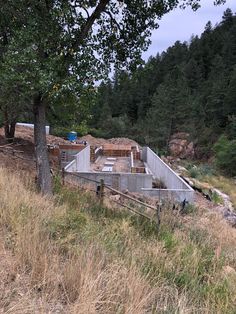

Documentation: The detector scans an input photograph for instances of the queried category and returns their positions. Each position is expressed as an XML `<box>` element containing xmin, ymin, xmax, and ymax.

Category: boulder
<box><xmin>169</xmin><ymin>132</ymin><xmax>194</xmax><ymax>158</ymax></box>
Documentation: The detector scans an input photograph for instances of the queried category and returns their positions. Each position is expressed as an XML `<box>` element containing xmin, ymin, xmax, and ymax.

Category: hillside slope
<box><xmin>0</xmin><ymin>126</ymin><xmax>68</xmax><ymax>174</ymax></box>
<box><xmin>0</xmin><ymin>168</ymin><xmax>236</xmax><ymax>313</ymax></box>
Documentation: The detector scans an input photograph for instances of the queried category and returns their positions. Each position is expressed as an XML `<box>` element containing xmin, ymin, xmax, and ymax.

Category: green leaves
<box><xmin>214</xmin><ymin>135</ymin><xmax>236</xmax><ymax>176</ymax></box>
<box><xmin>0</xmin><ymin>0</ymin><xmax>230</xmax><ymax>138</ymax></box>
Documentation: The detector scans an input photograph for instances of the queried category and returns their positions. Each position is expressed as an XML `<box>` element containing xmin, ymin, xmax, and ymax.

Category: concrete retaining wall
<box><xmin>143</xmin><ymin>147</ymin><xmax>193</xmax><ymax>190</ymax></box>
<box><xmin>65</xmin><ymin>145</ymin><xmax>90</xmax><ymax>172</ymax></box>
<box><xmin>60</xmin><ymin>144</ymin><xmax>87</xmax><ymax>169</ymax></box>
<box><xmin>141</xmin><ymin>188</ymin><xmax>194</xmax><ymax>203</ymax></box>
<box><xmin>75</xmin><ymin>145</ymin><xmax>90</xmax><ymax>172</ymax></box>
<box><xmin>64</xmin><ymin>159</ymin><xmax>77</xmax><ymax>172</ymax></box>
<box><xmin>141</xmin><ymin>147</ymin><xmax>194</xmax><ymax>203</ymax></box>
<box><xmin>65</xmin><ymin>171</ymin><xmax>152</xmax><ymax>193</ymax></box>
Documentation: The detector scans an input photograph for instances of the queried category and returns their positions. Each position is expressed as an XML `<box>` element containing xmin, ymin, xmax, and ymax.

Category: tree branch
<box><xmin>72</xmin><ymin>0</ymin><xmax>110</xmax><ymax>49</ymax></box>
<box><xmin>81</xmin><ymin>6</ymin><xmax>90</xmax><ymax>19</ymax></box>
<box><xmin>104</xmin><ymin>10</ymin><xmax>122</xmax><ymax>32</ymax></box>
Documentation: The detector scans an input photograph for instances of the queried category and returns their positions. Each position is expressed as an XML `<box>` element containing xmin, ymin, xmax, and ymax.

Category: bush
<box><xmin>214</xmin><ymin>135</ymin><xmax>236</xmax><ymax>176</ymax></box>
<box><xmin>187</xmin><ymin>163</ymin><xmax>214</xmax><ymax>179</ymax></box>
<box><xmin>100</xmin><ymin>115</ymin><xmax>130</xmax><ymax>138</ymax></box>
<box><xmin>51</xmin><ymin>121</ymin><xmax>90</xmax><ymax>138</ymax></box>
<box><xmin>188</xmin><ymin>165</ymin><xmax>200</xmax><ymax>178</ymax></box>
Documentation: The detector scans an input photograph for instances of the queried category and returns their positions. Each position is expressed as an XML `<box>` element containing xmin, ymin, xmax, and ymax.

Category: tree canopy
<box><xmin>91</xmin><ymin>8</ymin><xmax>236</xmax><ymax>162</ymax></box>
<box><xmin>0</xmin><ymin>0</ymin><xmax>229</xmax><ymax>192</ymax></box>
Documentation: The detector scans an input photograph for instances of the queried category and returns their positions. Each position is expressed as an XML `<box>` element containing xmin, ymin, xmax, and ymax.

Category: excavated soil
<box><xmin>0</xmin><ymin>126</ymin><xmax>68</xmax><ymax>174</ymax></box>
<box><xmin>0</xmin><ymin>126</ymin><xmax>68</xmax><ymax>145</ymax></box>
<box><xmin>80</xmin><ymin>134</ymin><xmax>139</xmax><ymax>147</ymax></box>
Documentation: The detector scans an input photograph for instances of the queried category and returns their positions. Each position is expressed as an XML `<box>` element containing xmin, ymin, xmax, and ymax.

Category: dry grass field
<box><xmin>0</xmin><ymin>168</ymin><xmax>236</xmax><ymax>313</ymax></box>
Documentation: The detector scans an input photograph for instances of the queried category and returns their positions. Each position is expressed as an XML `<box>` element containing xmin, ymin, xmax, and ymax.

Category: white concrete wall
<box><xmin>64</xmin><ymin>159</ymin><xmax>77</xmax><ymax>172</ymax></box>
<box><xmin>141</xmin><ymin>147</ymin><xmax>194</xmax><ymax>203</ymax></box>
<box><xmin>143</xmin><ymin>147</ymin><xmax>193</xmax><ymax>190</ymax></box>
<box><xmin>75</xmin><ymin>145</ymin><xmax>90</xmax><ymax>172</ymax></box>
<box><xmin>65</xmin><ymin>172</ymin><xmax>153</xmax><ymax>193</ymax></box>
<box><xmin>141</xmin><ymin>188</ymin><xmax>194</xmax><ymax>203</ymax></box>
<box><xmin>65</xmin><ymin>145</ymin><xmax>90</xmax><ymax>172</ymax></box>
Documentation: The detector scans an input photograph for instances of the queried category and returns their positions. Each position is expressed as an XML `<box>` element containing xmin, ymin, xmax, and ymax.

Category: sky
<box><xmin>142</xmin><ymin>0</ymin><xmax>236</xmax><ymax>61</ymax></box>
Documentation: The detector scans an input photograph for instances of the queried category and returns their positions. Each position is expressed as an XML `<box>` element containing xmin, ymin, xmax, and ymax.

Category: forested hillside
<box><xmin>90</xmin><ymin>9</ymin><xmax>236</xmax><ymax>162</ymax></box>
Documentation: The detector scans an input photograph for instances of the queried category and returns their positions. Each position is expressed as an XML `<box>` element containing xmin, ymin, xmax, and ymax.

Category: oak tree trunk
<box><xmin>33</xmin><ymin>95</ymin><xmax>52</xmax><ymax>195</ymax></box>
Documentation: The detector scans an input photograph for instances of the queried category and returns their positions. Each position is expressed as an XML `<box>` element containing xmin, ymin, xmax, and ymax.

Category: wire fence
<box><xmin>62</xmin><ymin>170</ymin><xmax>161</xmax><ymax>228</ymax></box>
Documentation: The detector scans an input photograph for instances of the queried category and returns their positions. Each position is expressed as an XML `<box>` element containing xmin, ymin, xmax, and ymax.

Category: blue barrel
<box><xmin>67</xmin><ymin>131</ymin><xmax>77</xmax><ymax>142</ymax></box>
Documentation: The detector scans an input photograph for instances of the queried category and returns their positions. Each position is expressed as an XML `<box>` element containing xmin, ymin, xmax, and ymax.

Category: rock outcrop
<box><xmin>169</xmin><ymin>132</ymin><xmax>194</xmax><ymax>158</ymax></box>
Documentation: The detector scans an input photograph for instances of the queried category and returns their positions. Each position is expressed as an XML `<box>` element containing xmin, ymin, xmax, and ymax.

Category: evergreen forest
<box><xmin>88</xmin><ymin>8</ymin><xmax>236</xmax><ymax>166</ymax></box>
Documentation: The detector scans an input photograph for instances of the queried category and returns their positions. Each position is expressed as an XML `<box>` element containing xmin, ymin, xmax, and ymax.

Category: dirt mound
<box><xmin>0</xmin><ymin>126</ymin><xmax>68</xmax><ymax>145</ymax></box>
<box><xmin>107</xmin><ymin>137</ymin><xmax>139</xmax><ymax>147</ymax></box>
<box><xmin>18</xmin><ymin>126</ymin><xmax>68</xmax><ymax>144</ymax></box>
<box><xmin>80</xmin><ymin>134</ymin><xmax>139</xmax><ymax>147</ymax></box>
<box><xmin>0</xmin><ymin>126</ymin><xmax>68</xmax><ymax>174</ymax></box>
<box><xmin>80</xmin><ymin>134</ymin><xmax>106</xmax><ymax>146</ymax></box>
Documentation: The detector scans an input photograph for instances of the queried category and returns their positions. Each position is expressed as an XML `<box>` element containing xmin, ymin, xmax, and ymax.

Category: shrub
<box><xmin>187</xmin><ymin>163</ymin><xmax>215</xmax><ymax>179</ymax></box>
<box><xmin>189</xmin><ymin>165</ymin><xmax>200</xmax><ymax>178</ymax></box>
<box><xmin>214</xmin><ymin>135</ymin><xmax>236</xmax><ymax>176</ymax></box>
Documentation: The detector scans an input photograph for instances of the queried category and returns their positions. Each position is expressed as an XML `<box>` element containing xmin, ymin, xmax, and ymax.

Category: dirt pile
<box><xmin>79</xmin><ymin>134</ymin><xmax>106</xmax><ymax>146</ymax></box>
<box><xmin>0</xmin><ymin>126</ymin><xmax>69</xmax><ymax>145</ymax></box>
<box><xmin>0</xmin><ymin>126</ymin><xmax>69</xmax><ymax>174</ymax></box>
<box><xmin>80</xmin><ymin>134</ymin><xmax>139</xmax><ymax>147</ymax></box>
<box><xmin>108</xmin><ymin>137</ymin><xmax>139</xmax><ymax>146</ymax></box>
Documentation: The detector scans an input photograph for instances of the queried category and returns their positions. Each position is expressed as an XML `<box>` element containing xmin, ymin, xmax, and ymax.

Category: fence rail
<box><xmin>62</xmin><ymin>170</ymin><xmax>161</xmax><ymax>228</ymax></box>
<box><xmin>105</xmin><ymin>185</ymin><xmax>156</xmax><ymax>211</ymax></box>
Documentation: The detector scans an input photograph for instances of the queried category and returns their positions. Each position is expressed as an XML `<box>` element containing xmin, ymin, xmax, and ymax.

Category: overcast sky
<box><xmin>142</xmin><ymin>0</ymin><xmax>236</xmax><ymax>61</ymax></box>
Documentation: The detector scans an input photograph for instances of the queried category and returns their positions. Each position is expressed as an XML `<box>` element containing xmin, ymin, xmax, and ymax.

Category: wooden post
<box><xmin>99</xmin><ymin>179</ymin><xmax>104</xmax><ymax>205</ymax></box>
<box><xmin>62</xmin><ymin>167</ymin><xmax>65</xmax><ymax>185</ymax></box>
<box><xmin>156</xmin><ymin>201</ymin><xmax>161</xmax><ymax>231</ymax></box>
<box><xmin>156</xmin><ymin>189</ymin><xmax>161</xmax><ymax>230</ymax></box>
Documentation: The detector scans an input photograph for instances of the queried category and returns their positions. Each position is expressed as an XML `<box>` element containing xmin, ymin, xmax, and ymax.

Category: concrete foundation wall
<box><xmin>65</xmin><ymin>172</ymin><xmax>152</xmax><ymax>193</ymax></box>
<box><xmin>60</xmin><ymin>145</ymin><xmax>87</xmax><ymax>169</ymax></box>
<box><xmin>75</xmin><ymin>145</ymin><xmax>90</xmax><ymax>172</ymax></box>
<box><xmin>64</xmin><ymin>145</ymin><xmax>194</xmax><ymax>203</ymax></box>
<box><xmin>141</xmin><ymin>147</ymin><xmax>194</xmax><ymax>203</ymax></box>
<box><xmin>64</xmin><ymin>159</ymin><xmax>77</xmax><ymax>172</ymax></box>
<box><xmin>65</xmin><ymin>146</ymin><xmax>90</xmax><ymax>172</ymax></box>
<box><xmin>141</xmin><ymin>188</ymin><xmax>194</xmax><ymax>203</ymax></box>
<box><xmin>61</xmin><ymin>153</ymin><xmax>77</xmax><ymax>169</ymax></box>
<box><xmin>143</xmin><ymin>147</ymin><xmax>193</xmax><ymax>191</ymax></box>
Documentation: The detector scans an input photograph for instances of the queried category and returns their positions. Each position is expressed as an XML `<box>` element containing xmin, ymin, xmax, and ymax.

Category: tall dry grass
<box><xmin>0</xmin><ymin>167</ymin><xmax>236</xmax><ymax>313</ymax></box>
<box><xmin>203</xmin><ymin>175</ymin><xmax>236</xmax><ymax>208</ymax></box>
<box><xmin>0</xmin><ymin>168</ymin><xmax>182</xmax><ymax>313</ymax></box>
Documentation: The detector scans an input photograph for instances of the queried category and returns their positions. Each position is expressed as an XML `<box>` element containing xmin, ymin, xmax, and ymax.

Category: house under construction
<box><xmin>52</xmin><ymin>142</ymin><xmax>194</xmax><ymax>203</ymax></box>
